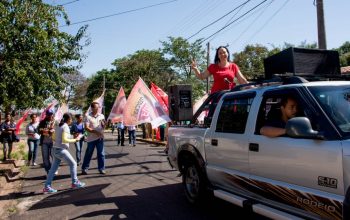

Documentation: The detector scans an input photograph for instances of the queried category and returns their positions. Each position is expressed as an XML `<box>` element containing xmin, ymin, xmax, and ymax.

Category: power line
<box><xmin>60</xmin><ymin>0</ymin><xmax>178</xmax><ymax>27</ymax></box>
<box><xmin>229</xmin><ymin>0</ymin><xmax>274</xmax><ymax>46</ymax></box>
<box><xmin>244</xmin><ymin>0</ymin><xmax>290</xmax><ymax>45</ymax></box>
<box><xmin>199</xmin><ymin>0</ymin><xmax>268</xmax><ymax>44</ymax></box>
<box><xmin>208</xmin><ymin>1</ymin><xmax>249</xmax><ymax>42</ymax></box>
<box><xmin>59</xmin><ymin>0</ymin><xmax>80</xmax><ymax>6</ymax></box>
<box><xmin>186</xmin><ymin>0</ymin><xmax>252</xmax><ymax>40</ymax></box>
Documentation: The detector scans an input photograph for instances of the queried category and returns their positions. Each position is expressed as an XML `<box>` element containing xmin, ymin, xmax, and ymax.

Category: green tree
<box><xmin>0</xmin><ymin>0</ymin><xmax>89</xmax><ymax>112</ymax></box>
<box><xmin>233</xmin><ymin>44</ymin><xmax>270</xmax><ymax>80</ymax></box>
<box><xmin>161</xmin><ymin>37</ymin><xmax>207</xmax><ymax>100</ymax></box>
<box><xmin>85</xmin><ymin>69</ymin><xmax>110</xmax><ymax>112</ymax></box>
<box><xmin>161</xmin><ymin>37</ymin><xmax>206</xmax><ymax>80</ymax></box>
<box><xmin>112</xmin><ymin>49</ymin><xmax>175</xmax><ymax>93</ymax></box>
<box><xmin>62</xmin><ymin>71</ymin><xmax>87</xmax><ymax>109</ymax></box>
<box><xmin>337</xmin><ymin>41</ymin><xmax>350</xmax><ymax>67</ymax></box>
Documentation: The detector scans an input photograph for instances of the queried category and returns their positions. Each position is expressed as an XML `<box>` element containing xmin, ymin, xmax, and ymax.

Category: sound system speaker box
<box><xmin>264</xmin><ymin>47</ymin><xmax>340</xmax><ymax>79</ymax></box>
<box><xmin>168</xmin><ymin>85</ymin><xmax>193</xmax><ymax>121</ymax></box>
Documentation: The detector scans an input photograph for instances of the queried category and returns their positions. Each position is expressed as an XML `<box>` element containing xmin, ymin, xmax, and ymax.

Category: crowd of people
<box><xmin>0</xmin><ymin>101</ymin><xmax>139</xmax><ymax>194</ymax></box>
<box><xmin>0</xmin><ymin>45</ymin><xmax>259</xmax><ymax>194</ymax></box>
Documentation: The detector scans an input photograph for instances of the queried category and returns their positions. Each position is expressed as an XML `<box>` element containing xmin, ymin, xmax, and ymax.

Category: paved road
<box><xmin>7</xmin><ymin>134</ymin><xmax>267</xmax><ymax>220</ymax></box>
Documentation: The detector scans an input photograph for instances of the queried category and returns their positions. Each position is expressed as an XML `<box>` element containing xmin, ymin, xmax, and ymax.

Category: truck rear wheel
<box><xmin>182</xmin><ymin>162</ymin><xmax>206</xmax><ymax>204</ymax></box>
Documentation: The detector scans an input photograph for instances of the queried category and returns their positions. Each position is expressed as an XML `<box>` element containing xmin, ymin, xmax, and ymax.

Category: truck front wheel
<box><xmin>182</xmin><ymin>162</ymin><xmax>206</xmax><ymax>204</ymax></box>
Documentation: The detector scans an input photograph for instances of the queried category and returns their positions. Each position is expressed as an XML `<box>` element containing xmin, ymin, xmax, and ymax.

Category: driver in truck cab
<box><xmin>260</xmin><ymin>96</ymin><xmax>299</xmax><ymax>137</ymax></box>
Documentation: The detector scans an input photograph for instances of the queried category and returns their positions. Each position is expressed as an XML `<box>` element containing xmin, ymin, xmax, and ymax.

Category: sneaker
<box><xmin>81</xmin><ymin>170</ymin><xmax>88</xmax><ymax>175</ymax></box>
<box><xmin>43</xmin><ymin>186</ymin><xmax>57</xmax><ymax>194</ymax></box>
<box><xmin>32</xmin><ymin>162</ymin><xmax>38</xmax><ymax>166</ymax></box>
<box><xmin>133</xmin><ymin>144</ymin><xmax>136</xmax><ymax>147</ymax></box>
<box><xmin>71</xmin><ymin>181</ymin><xmax>86</xmax><ymax>189</ymax></box>
<box><xmin>99</xmin><ymin>170</ymin><xmax>106</xmax><ymax>175</ymax></box>
<box><xmin>55</xmin><ymin>170</ymin><xmax>58</xmax><ymax>175</ymax></box>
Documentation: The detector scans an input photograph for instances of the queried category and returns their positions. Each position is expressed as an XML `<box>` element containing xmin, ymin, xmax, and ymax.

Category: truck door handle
<box><xmin>211</xmin><ymin>139</ymin><xmax>218</xmax><ymax>146</ymax></box>
<box><xmin>249</xmin><ymin>143</ymin><xmax>259</xmax><ymax>152</ymax></box>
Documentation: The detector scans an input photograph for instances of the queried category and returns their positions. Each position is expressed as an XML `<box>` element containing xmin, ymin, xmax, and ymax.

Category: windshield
<box><xmin>309</xmin><ymin>85</ymin><xmax>350</xmax><ymax>133</ymax></box>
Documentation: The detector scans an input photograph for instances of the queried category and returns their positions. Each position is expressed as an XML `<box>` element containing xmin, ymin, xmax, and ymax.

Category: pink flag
<box><xmin>40</xmin><ymin>101</ymin><xmax>57</xmax><ymax>121</ymax></box>
<box><xmin>193</xmin><ymin>94</ymin><xmax>208</xmax><ymax>124</ymax></box>
<box><xmin>150</xmin><ymin>82</ymin><xmax>168</xmax><ymax>114</ymax></box>
<box><xmin>85</xmin><ymin>90</ymin><xmax>105</xmax><ymax>116</ymax></box>
<box><xmin>15</xmin><ymin>109</ymin><xmax>31</xmax><ymax>135</ymax></box>
<box><xmin>123</xmin><ymin>78</ymin><xmax>171</xmax><ymax>128</ymax></box>
<box><xmin>54</xmin><ymin>103</ymin><xmax>68</xmax><ymax>122</ymax></box>
<box><xmin>107</xmin><ymin>87</ymin><xmax>127</xmax><ymax>123</ymax></box>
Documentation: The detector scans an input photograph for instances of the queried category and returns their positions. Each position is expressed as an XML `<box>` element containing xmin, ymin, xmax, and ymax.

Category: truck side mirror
<box><xmin>286</xmin><ymin>117</ymin><xmax>324</xmax><ymax>139</ymax></box>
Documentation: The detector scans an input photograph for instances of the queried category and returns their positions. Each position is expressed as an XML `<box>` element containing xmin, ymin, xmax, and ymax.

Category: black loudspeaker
<box><xmin>168</xmin><ymin>85</ymin><xmax>193</xmax><ymax>121</ymax></box>
<box><xmin>264</xmin><ymin>47</ymin><xmax>340</xmax><ymax>79</ymax></box>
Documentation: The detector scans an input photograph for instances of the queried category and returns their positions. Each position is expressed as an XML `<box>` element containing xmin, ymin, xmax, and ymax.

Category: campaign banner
<box><xmin>107</xmin><ymin>87</ymin><xmax>127</xmax><ymax>123</ymax></box>
<box><xmin>123</xmin><ymin>78</ymin><xmax>171</xmax><ymax>128</ymax></box>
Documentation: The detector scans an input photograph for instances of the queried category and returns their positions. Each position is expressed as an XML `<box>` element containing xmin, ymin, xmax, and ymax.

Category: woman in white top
<box><xmin>25</xmin><ymin>114</ymin><xmax>40</xmax><ymax>166</ymax></box>
<box><xmin>43</xmin><ymin>113</ymin><xmax>86</xmax><ymax>193</ymax></box>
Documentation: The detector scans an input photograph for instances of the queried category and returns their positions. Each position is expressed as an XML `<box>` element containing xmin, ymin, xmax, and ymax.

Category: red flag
<box><xmin>15</xmin><ymin>109</ymin><xmax>31</xmax><ymax>135</ymax></box>
<box><xmin>107</xmin><ymin>87</ymin><xmax>127</xmax><ymax>123</ymax></box>
<box><xmin>150</xmin><ymin>82</ymin><xmax>168</xmax><ymax>114</ymax></box>
<box><xmin>123</xmin><ymin>78</ymin><xmax>171</xmax><ymax>128</ymax></box>
<box><xmin>155</xmin><ymin>128</ymin><xmax>161</xmax><ymax>140</ymax></box>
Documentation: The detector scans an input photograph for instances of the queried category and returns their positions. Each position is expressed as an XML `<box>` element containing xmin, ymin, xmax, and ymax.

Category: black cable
<box><xmin>60</xmin><ymin>0</ymin><xmax>178</xmax><ymax>27</ymax></box>
<box><xmin>199</xmin><ymin>0</ymin><xmax>268</xmax><ymax>44</ymax></box>
<box><xmin>244</xmin><ymin>0</ymin><xmax>290</xmax><ymax>45</ymax></box>
<box><xmin>59</xmin><ymin>0</ymin><xmax>79</xmax><ymax>6</ymax></box>
<box><xmin>186</xmin><ymin>0</ymin><xmax>252</xmax><ymax>40</ymax></box>
<box><xmin>229</xmin><ymin>0</ymin><xmax>274</xmax><ymax>45</ymax></box>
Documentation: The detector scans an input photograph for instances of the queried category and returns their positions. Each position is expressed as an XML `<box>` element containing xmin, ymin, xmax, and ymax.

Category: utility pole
<box><xmin>316</xmin><ymin>0</ymin><xmax>327</xmax><ymax>49</ymax></box>
<box><xmin>206</xmin><ymin>42</ymin><xmax>210</xmax><ymax>93</ymax></box>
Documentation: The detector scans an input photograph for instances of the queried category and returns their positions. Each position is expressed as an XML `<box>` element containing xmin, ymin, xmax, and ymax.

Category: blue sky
<box><xmin>53</xmin><ymin>0</ymin><xmax>350</xmax><ymax>77</ymax></box>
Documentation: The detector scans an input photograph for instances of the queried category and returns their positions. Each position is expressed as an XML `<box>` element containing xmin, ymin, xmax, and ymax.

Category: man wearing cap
<box><xmin>38</xmin><ymin>109</ymin><xmax>56</xmax><ymax>174</ymax></box>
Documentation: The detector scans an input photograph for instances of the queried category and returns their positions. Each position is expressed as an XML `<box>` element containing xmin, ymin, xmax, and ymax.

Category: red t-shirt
<box><xmin>207</xmin><ymin>63</ymin><xmax>239</xmax><ymax>93</ymax></box>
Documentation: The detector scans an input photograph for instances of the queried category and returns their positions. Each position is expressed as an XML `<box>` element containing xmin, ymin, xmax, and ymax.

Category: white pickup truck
<box><xmin>167</xmin><ymin>77</ymin><xmax>350</xmax><ymax>220</ymax></box>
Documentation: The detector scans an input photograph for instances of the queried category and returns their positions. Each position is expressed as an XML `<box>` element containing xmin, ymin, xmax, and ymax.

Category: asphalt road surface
<box><xmin>8</xmin><ymin>139</ymin><xmax>268</xmax><ymax>220</ymax></box>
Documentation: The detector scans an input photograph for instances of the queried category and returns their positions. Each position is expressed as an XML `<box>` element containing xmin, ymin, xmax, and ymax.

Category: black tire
<box><xmin>182</xmin><ymin>161</ymin><xmax>206</xmax><ymax>204</ymax></box>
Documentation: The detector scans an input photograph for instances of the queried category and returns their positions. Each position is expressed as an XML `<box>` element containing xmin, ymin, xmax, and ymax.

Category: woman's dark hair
<box><xmin>214</xmin><ymin>46</ymin><xmax>230</xmax><ymax>64</ymax></box>
<box><xmin>30</xmin><ymin>113</ymin><xmax>37</xmax><ymax>119</ymax></box>
<box><xmin>75</xmin><ymin>114</ymin><xmax>82</xmax><ymax>120</ymax></box>
<box><xmin>59</xmin><ymin>113</ymin><xmax>72</xmax><ymax>127</ymax></box>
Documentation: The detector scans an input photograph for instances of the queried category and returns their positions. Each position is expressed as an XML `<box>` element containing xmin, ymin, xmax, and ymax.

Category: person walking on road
<box><xmin>81</xmin><ymin>102</ymin><xmax>107</xmax><ymax>175</ymax></box>
<box><xmin>71</xmin><ymin>114</ymin><xmax>85</xmax><ymax>166</ymax></box>
<box><xmin>127</xmin><ymin>125</ymin><xmax>136</xmax><ymax>146</ymax></box>
<box><xmin>116</xmin><ymin>121</ymin><xmax>125</xmax><ymax>146</ymax></box>
<box><xmin>25</xmin><ymin>113</ymin><xmax>40</xmax><ymax>166</ymax></box>
<box><xmin>43</xmin><ymin>113</ymin><xmax>85</xmax><ymax>193</ymax></box>
<box><xmin>38</xmin><ymin>109</ymin><xmax>55</xmax><ymax>174</ymax></box>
